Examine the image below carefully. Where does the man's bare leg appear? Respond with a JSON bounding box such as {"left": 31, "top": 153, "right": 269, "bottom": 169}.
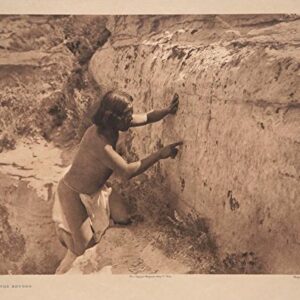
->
{"left": 55, "top": 225, "right": 77, "bottom": 274}
{"left": 55, "top": 221, "right": 97, "bottom": 274}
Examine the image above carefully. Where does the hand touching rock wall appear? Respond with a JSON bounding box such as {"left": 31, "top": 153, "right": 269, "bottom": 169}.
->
{"left": 90, "top": 15, "right": 300, "bottom": 273}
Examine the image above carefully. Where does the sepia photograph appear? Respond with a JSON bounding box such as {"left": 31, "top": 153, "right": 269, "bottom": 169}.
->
{"left": 0, "top": 10, "right": 299, "bottom": 280}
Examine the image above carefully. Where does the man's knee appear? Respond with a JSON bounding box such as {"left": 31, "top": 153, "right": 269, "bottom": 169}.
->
{"left": 112, "top": 215, "right": 131, "bottom": 225}
{"left": 109, "top": 191, "right": 130, "bottom": 224}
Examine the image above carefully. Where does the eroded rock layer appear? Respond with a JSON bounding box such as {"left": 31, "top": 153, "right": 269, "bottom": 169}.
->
{"left": 90, "top": 15, "right": 300, "bottom": 273}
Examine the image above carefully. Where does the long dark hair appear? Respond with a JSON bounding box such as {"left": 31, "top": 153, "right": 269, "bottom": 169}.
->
{"left": 92, "top": 90, "right": 133, "bottom": 129}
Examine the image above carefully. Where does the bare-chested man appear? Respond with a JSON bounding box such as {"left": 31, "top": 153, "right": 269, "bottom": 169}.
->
{"left": 53, "top": 90, "right": 182, "bottom": 273}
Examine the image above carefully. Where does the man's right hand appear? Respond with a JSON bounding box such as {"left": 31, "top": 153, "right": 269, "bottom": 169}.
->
{"left": 159, "top": 141, "right": 183, "bottom": 159}
{"left": 168, "top": 93, "right": 179, "bottom": 115}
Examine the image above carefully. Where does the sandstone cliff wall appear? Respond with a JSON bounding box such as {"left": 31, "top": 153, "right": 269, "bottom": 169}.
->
{"left": 90, "top": 15, "right": 300, "bottom": 273}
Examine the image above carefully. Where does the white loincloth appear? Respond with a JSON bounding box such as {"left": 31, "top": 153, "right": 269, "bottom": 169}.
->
{"left": 52, "top": 184, "right": 112, "bottom": 243}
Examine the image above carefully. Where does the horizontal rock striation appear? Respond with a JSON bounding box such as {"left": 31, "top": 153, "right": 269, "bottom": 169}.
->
{"left": 90, "top": 15, "right": 300, "bottom": 273}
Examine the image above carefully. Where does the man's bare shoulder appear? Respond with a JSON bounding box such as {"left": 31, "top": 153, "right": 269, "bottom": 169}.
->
{"left": 81, "top": 125, "right": 105, "bottom": 148}
{"left": 84, "top": 124, "right": 97, "bottom": 137}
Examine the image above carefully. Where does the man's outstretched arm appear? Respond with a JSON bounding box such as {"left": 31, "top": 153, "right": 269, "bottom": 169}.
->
{"left": 130, "top": 93, "right": 179, "bottom": 127}
{"left": 102, "top": 141, "right": 183, "bottom": 181}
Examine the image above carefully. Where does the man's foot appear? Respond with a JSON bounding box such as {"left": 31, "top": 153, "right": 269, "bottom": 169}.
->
{"left": 55, "top": 250, "right": 77, "bottom": 274}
